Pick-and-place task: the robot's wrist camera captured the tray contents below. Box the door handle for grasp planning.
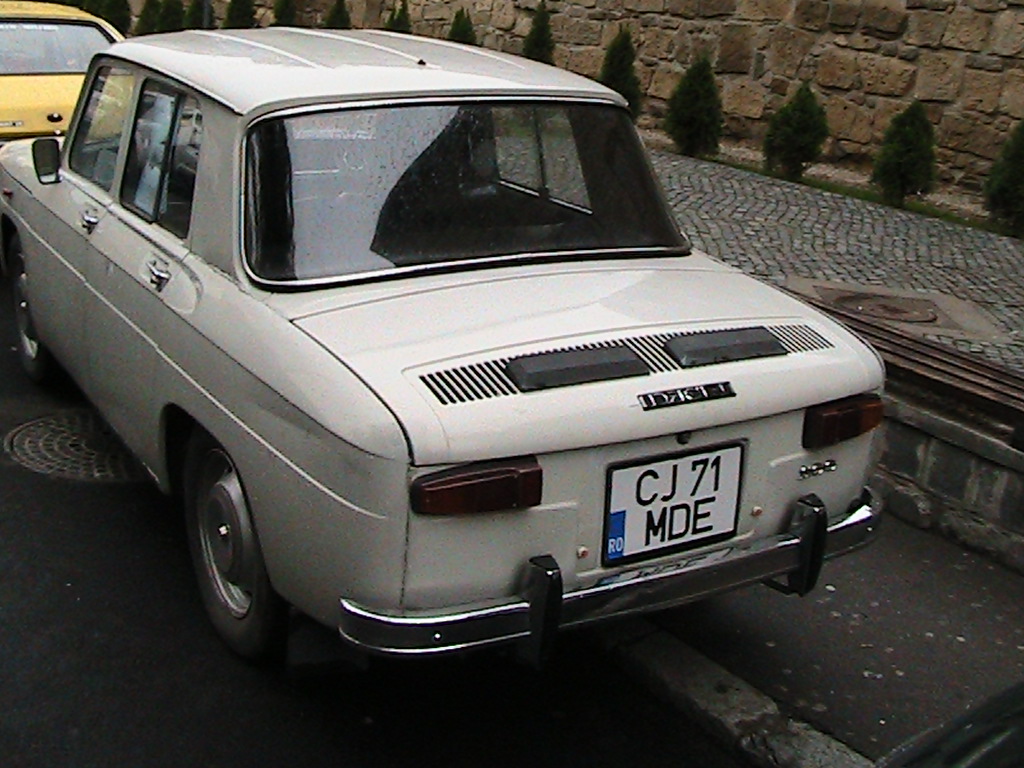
[147,261,172,292]
[80,211,100,233]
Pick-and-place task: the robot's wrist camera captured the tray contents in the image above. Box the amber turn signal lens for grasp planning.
[411,457,543,516]
[802,394,884,450]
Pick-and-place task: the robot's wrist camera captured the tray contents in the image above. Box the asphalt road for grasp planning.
[0,280,744,768]
[657,516,1024,760]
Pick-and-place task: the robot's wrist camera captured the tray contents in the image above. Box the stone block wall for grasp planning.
[262,0,1024,191]
[877,394,1024,573]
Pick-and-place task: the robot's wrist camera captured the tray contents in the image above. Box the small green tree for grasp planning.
[157,0,185,32]
[384,0,411,33]
[323,0,351,28]
[222,0,255,28]
[664,56,721,157]
[81,0,104,17]
[763,82,829,181]
[522,1,554,64]
[184,0,210,28]
[134,0,162,35]
[103,0,132,34]
[448,8,477,45]
[986,120,1024,237]
[272,0,296,25]
[598,28,642,120]
[871,101,936,207]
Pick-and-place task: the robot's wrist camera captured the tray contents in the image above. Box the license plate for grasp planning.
[604,444,743,564]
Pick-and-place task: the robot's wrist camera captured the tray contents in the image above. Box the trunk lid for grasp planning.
[287,256,883,464]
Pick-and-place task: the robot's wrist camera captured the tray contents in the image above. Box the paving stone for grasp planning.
[650,151,1024,375]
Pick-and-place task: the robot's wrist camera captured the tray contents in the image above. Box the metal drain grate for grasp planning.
[4,410,148,483]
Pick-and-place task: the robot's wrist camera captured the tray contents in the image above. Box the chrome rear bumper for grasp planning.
[339,487,881,662]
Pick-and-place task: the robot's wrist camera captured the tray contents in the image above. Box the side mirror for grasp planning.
[32,138,61,185]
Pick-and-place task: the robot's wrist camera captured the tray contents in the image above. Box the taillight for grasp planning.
[803,394,884,450]
[410,456,543,516]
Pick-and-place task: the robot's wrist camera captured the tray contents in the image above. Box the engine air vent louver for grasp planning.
[419,324,833,405]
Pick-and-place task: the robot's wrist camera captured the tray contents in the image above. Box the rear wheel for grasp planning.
[9,233,53,383]
[183,429,287,660]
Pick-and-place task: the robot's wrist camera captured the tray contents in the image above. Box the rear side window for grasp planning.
[68,65,134,191]
[121,81,202,238]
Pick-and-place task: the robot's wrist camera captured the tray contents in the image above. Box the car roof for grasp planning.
[102,28,624,116]
[0,0,114,24]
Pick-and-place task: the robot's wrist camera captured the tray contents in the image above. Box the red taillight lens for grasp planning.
[803,394,884,450]
[410,457,543,516]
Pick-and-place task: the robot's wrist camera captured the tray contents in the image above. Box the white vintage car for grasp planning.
[0,29,885,664]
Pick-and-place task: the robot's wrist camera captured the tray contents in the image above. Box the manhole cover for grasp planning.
[3,409,148,483]
[785,278,1011,343]
[831,293,940,324]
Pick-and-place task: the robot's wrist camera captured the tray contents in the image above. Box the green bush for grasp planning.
[448,8,477,45]
[871,101,935,207]
[272,0,296,25]
[323,0,351,29]
[157,0,185,32]
[664,56,721,157]
[384,0,411,33]
[134,0,161,34]
[522,1,554,64]
[103,0,132,34]
[222,0,255,29]
[763,82,829,181]
[184,0,211,29]
[81,0,104,16]
[598,28,642,120]
[986,120,1024,237]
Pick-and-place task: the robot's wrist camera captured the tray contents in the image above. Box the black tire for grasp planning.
[9,233,53,383]
[183,428,287,661]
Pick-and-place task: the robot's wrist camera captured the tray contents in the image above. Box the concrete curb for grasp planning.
[594,619,872,768]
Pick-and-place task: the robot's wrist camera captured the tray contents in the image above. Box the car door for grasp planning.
[22,64,135,382]
[82,79,203,465]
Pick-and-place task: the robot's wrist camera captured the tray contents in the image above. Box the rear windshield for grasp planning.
[0,21,113,75]
[245,102,685,284]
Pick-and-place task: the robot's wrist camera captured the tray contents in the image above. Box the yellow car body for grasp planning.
[0,1,121,142]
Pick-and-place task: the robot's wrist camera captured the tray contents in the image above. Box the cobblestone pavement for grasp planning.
[650,151,1024,374]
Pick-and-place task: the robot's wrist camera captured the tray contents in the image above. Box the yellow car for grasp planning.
[0,1,121,143]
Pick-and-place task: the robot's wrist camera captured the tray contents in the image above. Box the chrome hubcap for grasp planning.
[197,450,255,618]
[13,271,39,361]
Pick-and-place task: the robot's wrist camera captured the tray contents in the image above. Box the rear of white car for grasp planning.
[232,73,884,662]
[283,259,884,661]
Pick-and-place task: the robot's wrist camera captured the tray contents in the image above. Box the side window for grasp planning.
[493,106,591,213]
[68,65,134,191]
[121,82,202,239]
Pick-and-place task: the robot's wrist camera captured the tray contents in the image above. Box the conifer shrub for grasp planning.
[522,1,554,64]
[871,101,935,207]
[448,8,477,45]
[323,0,351,29]
[272,0,296,25]
[103,0,132,34]
[763,82,829,182]
[134,0,161,35]
[222,0,255,29]
[598,28,642,120]
[986,120,1024,238]
[384,0,411,33]
[157,0,185,32]
[184,0,210,28]
[664,56,721,157]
